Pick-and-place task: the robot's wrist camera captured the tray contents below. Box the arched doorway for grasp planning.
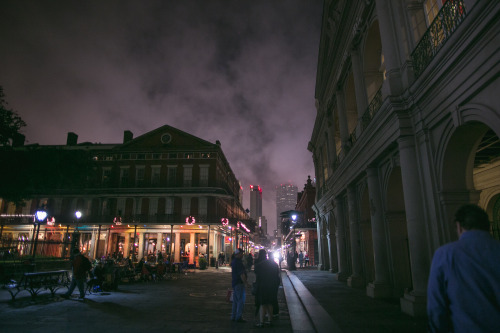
[490,195,500,240]
[386,167,412,297]
[440,122,500,242]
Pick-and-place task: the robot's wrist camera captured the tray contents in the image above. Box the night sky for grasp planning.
[0,1,323,233]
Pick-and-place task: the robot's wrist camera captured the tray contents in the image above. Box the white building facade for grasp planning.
[309,0,500,316]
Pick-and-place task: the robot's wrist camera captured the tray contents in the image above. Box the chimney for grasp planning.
[67,132,78,146]
[123,130,133,143]
[12,133,25,147]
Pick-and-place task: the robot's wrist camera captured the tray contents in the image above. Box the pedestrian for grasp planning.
[304,252,309,266]
[269,251,280,318]
[62,248,91,299]
[246,252,254,271]
[427,204,500,333]
[218,252,224,266]
[157,250,163,263]
[230,248,249,323]
[253,250,265,320]
[254,249,280,327]
[298,251,304,268]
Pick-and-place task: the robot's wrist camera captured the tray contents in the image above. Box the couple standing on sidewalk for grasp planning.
[230,248,280,327]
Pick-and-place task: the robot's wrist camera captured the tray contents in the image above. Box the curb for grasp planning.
[284,270,343,333]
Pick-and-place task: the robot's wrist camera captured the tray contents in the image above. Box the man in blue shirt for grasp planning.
[427,204,500,332]
[231,248,249,323]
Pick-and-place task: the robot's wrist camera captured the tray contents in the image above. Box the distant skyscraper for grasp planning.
[259,216,268,236]
[276,183,298,235]
[249,185,262,220]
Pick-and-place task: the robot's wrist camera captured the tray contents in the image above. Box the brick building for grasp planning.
[0,125,253,265]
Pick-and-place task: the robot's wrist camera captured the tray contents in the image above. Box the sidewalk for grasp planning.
[284,266,428,333]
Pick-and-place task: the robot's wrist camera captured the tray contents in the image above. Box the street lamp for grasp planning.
[75,211,82,231]
[32,210,47,259]
[70,211,82,258]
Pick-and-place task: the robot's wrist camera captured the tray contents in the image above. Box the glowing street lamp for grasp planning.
[75,211,82,231]
[32,210,47,259]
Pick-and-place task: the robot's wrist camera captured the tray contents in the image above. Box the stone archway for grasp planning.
[488,194,500,240]
[439,122,497,242]
[385,167,412,297]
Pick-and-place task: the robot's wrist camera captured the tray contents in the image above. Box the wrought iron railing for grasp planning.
[361,87,383,129]
[411,0,467,78]
[349,130,357,146]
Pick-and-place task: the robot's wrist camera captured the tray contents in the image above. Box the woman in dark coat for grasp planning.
[254,249,280,327]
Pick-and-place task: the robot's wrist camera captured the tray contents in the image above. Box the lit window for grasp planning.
[102,168,112,186]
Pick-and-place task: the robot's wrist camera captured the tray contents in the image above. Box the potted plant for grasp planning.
[198,256,208,270]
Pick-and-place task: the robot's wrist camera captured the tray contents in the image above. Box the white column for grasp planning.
[89,228,97,260]
[123,232,130,259]
[347,186,364,288]
[334,197,349,281]
[398,136,429,316]
[327,212,338,273]
[138,232,144,260]
[375,0,404,95]
[189,232,195,264]
[174,232,181,262]
[316,214,325,270]
[104,227,111,257]
[157,232,163,258]
[366,167,392,297]
[320,218,329,271]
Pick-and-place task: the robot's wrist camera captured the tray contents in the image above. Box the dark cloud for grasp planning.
[0,0,322,232]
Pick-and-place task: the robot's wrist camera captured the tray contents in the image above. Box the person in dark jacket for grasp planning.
[254,249,280,327]
[62,248,91,299]
[246,253,254,271]
[230,248,249,323]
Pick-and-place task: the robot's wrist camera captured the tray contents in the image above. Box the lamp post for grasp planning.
[70,211,82,258]
[32,210,47,260]
[75,211,82,231]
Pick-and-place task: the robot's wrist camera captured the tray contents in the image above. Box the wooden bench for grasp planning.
[4,270,70,300]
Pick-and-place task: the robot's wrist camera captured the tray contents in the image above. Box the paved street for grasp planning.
[0,266,291,333]
[0,265,428,333]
